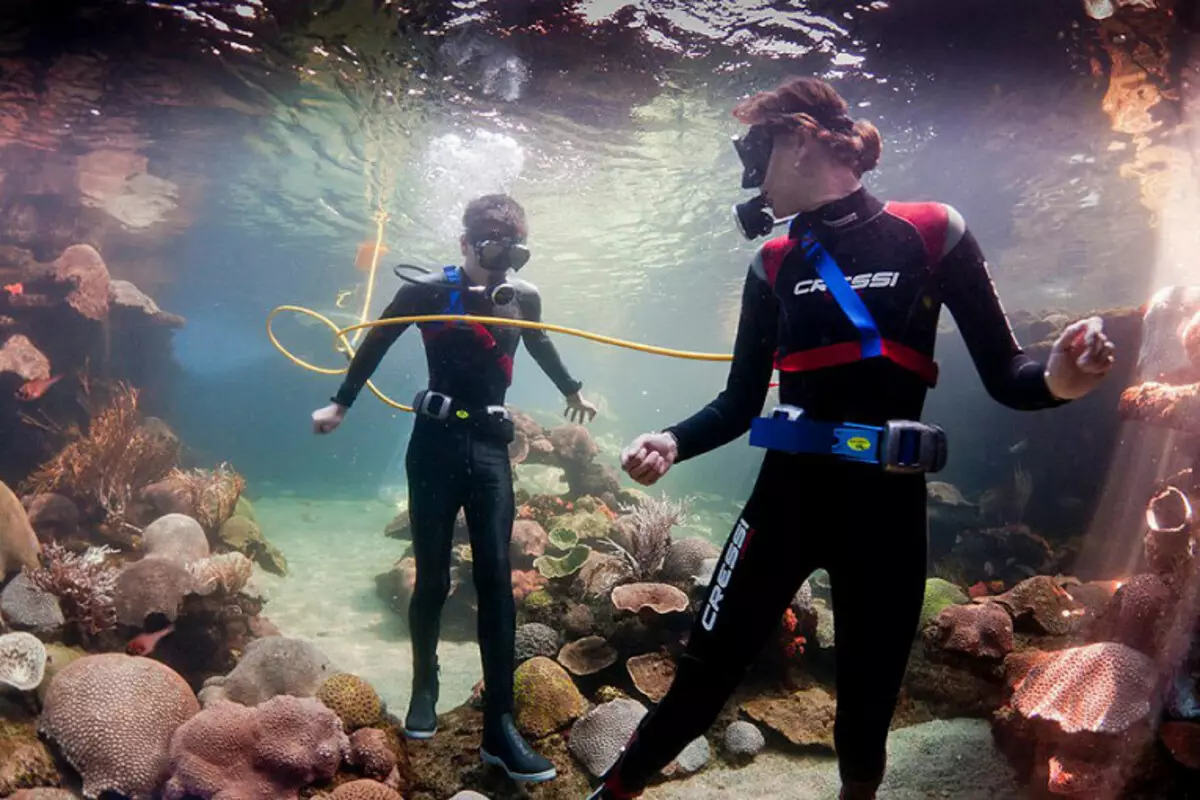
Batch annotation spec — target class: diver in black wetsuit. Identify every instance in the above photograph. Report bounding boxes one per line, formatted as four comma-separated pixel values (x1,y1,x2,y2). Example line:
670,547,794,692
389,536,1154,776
311,194,597,783
595,78,1116,800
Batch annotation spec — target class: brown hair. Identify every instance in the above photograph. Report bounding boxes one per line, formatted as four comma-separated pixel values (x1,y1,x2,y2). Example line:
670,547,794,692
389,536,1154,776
462,194,528,242
732,77,882,177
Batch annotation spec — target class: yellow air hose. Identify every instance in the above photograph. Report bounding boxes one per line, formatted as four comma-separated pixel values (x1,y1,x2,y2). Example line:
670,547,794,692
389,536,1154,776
267,207,734,412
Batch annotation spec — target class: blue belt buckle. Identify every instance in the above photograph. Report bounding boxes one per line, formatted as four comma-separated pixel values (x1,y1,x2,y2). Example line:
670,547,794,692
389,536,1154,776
831,422,881,463
749,405,806,453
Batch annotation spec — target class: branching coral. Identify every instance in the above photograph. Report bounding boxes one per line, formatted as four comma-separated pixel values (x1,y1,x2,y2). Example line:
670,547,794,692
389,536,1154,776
166,464,246,533
20,383,179,532
599,493,688,581
24,542,119,639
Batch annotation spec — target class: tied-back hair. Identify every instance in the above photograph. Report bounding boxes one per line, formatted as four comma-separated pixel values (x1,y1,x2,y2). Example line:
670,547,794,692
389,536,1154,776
732,77,882,177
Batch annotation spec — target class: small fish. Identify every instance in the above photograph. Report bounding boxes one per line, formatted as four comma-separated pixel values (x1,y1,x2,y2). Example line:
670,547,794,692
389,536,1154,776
2,282,22,295
126,623,175,656
1009,439,1029,455
15,374,63,402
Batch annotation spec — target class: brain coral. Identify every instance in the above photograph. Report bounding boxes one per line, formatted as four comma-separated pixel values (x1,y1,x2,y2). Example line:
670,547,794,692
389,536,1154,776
38,653,199,799
315,673,382,731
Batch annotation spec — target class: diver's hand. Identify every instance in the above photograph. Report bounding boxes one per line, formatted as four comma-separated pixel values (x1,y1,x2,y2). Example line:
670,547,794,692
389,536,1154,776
564,391,598,424
312,402,347,434
1045,316,1116,400
621,432,678,486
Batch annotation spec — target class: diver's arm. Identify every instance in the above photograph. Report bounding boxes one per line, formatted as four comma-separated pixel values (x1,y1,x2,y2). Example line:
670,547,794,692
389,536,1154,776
332,283,429,408
518,285,584,397
663,266,778,462
937,206,1066,411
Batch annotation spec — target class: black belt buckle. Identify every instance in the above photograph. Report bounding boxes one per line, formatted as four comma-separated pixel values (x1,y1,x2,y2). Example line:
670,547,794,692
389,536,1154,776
880,420,947,474
415,389,452,421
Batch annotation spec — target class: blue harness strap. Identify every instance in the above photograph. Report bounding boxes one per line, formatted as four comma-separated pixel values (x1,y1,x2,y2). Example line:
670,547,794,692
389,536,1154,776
443,265,464,315
799,233,882,359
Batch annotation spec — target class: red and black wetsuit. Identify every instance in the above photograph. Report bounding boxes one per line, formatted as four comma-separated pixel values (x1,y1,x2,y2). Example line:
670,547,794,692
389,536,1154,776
601,187,1067,796
333,270,582,725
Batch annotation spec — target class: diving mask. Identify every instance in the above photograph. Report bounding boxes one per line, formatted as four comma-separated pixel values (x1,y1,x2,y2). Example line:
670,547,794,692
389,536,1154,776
730,125,792,240
474,237,530,273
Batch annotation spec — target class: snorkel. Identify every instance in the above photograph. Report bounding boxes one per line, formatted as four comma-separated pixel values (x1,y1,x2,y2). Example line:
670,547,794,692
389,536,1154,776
392,237,529,307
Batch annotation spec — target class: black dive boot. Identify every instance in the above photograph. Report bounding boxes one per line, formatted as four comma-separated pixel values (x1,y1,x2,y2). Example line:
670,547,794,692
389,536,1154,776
480,712,557,782
403,657,439,739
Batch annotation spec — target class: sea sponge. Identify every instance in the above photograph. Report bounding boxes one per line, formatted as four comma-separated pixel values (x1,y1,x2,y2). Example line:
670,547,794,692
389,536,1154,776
113,556,197,627
141,513,210,565
722,720,766,761
347,727,397,780
315,673,382,731
927,603,1014,660
660,536,719,582
38,653,199,799
0,480,40,577
919,578,969,628
513,656,588,738
163,695,349,800
0,631,47,691
199,635,335,707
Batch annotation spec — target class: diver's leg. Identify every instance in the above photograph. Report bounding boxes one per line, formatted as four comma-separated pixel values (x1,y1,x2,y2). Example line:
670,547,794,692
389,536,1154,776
827,471,928,800
465,433,557,782
595,455,819,798
403,421,465,738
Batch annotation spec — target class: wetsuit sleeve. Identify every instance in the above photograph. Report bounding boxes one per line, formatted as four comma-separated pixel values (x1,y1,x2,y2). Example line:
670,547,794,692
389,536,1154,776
937,206,1067,411
663,266,778,462
332,284,429,408
519,288,584,397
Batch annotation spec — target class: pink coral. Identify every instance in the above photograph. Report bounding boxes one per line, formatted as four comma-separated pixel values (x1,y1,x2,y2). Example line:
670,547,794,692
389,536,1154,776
929,603,1014,660
38,653,199,799
1011,642,1157,734
348,728,397,781
164,695,349,800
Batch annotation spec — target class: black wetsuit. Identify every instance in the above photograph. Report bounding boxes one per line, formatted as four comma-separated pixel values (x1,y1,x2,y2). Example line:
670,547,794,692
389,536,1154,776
333,269,582,719
602,187,1067,796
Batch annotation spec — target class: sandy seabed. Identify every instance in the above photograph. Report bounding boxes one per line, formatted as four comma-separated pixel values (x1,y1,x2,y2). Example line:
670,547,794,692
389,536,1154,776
248,495,1027,799
250,495,484,715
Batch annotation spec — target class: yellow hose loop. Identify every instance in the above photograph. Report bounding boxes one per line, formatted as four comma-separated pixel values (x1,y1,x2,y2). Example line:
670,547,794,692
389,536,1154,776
267,305,734,413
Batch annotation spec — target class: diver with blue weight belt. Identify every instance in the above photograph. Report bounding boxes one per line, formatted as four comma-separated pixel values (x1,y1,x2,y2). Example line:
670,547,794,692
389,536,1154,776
596,77,1116,800
311,194,597,785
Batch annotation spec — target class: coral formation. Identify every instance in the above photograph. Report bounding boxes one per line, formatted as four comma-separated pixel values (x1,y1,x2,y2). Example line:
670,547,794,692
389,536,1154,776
23,542,118,642
315,673,383,731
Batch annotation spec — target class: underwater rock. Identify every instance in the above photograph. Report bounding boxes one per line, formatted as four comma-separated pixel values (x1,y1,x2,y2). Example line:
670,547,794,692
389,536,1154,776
573,552,633,600
0,334,50,383
974,575,1077,636
662,734,710,777
346,727,401,784
142,513,210,565
199,635,335,707
1134,285,1200,385
0,480,41,577
1159,721,1200,769
740,687,836,750
217,515,287,576
51,244,109,323
20,494,79,542
406,703,589,799
1088,573,1171,656
315,673,383,732
0,718,62,796
568,698,647,778
513,656,588,738
1119,380,1200,433
562,603,594,639
721,720,766,763
0,572,64,635
163,695,348,800
925,603,1014,661
510,518,549,566
109,279,185,328
659,536,719,583
38,653,199,799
